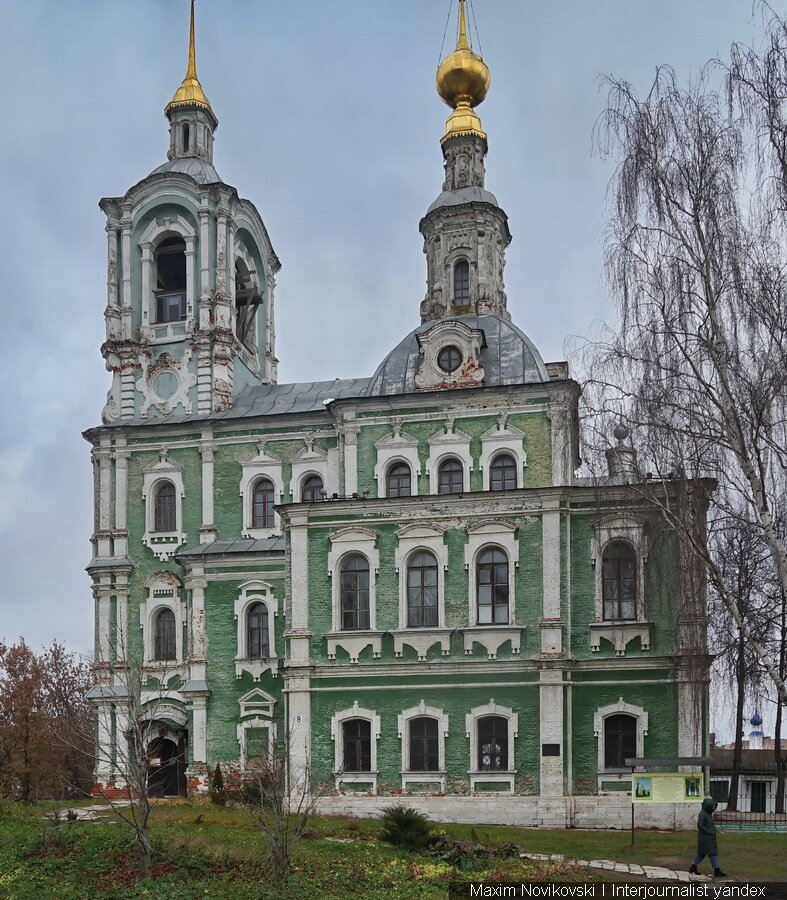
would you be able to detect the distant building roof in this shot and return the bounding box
[710,748,785,774]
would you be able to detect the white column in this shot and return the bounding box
[114,446,129,557]
[94,701,114,783]
[96,583,112,664]
[343,423,359,495]
[539,669,565,796]
[549,399,570,487]
[187,572,208,663]
[139,242,153,336]
[286,671,312,801]
[185,235,196,325]
[199,431,217,543]
[190,696,209,769]
[94,443,113,556]
[541,500,563,655]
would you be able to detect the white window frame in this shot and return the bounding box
[594,698,648,778]
[398,701,449,791]
[426,423,473,494]
[234,580,278,681]
[240,442,284,538]
[331,701,381,791]
[138,215,196,342]
[237,717,277,770]
[139,572,185,666]
[141,451,187,560]
[374,424,421,497]
[326,527,382,662]
[479,418,527,490]
[290,438,335,500]
[466,700,518,793]
[238,687,276,719]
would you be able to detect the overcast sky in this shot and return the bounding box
[0,0,774,734]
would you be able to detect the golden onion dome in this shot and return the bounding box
[166,0,215,122]
[436,0,490,142]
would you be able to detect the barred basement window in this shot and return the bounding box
[476,547,509,624]
[490,453,517,491]
[251,478,275,529]
[301,475,323,502]
[602,542,637,620]
[342,719,372,772]
[406,551,438,627]
[409,716,439,771]
[154,608,176,661]
[247,602,269,659]
[478,715,508,771]
[340,554,370,631]
[453,259,470,304]
[437,457,463,494]
[386,462,411,498]
[153,481,176,532]
[604,714,636,768]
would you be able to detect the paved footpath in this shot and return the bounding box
[523,853,723,882]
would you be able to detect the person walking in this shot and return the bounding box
[689,797,726,877]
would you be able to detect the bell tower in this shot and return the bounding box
[99,0,280,423]
[419,0,511,324]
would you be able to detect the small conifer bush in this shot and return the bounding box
[378,804,433,850]
[210,763,226,806]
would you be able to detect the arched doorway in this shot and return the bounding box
[147,731,187,797]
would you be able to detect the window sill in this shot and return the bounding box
[467,771,517,793]
[400,772,446,792]
[334,772,379,792]
[390,628,452,661]
[589,621,652,656]
[325,631,383,664]
[460,625,524,658]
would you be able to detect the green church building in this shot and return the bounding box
[85,2,710,827]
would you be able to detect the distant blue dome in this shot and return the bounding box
[751,713,763,727]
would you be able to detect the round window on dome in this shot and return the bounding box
[437,346,463,374]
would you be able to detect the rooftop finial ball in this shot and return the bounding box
[613,424,630,442]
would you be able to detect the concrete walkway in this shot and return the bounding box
[523,852,721,882]
[45,801,131,822]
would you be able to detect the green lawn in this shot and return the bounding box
[0,801,783,898]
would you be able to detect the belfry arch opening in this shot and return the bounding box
[235,258,261,350]
[155,236,187,323]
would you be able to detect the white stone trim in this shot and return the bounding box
[394,523,449,629]
[325,631,382,664]
[141,450,187,560]
[289,438,334,500]
[593,697,648,775]
[425,422,473,494]
[330,701,381,791]
[139,572,185,664]
[465,700,518,793]
[138,214,197,340]
[591,514,649,623]
[374,424,421,497]
[479,416,527,490]
[240,442,284,538]
[463,519,520,631]
[398,701,449,790]
[414,320,486,391]
[237,717,277,769]
[234,580,279,680]
[238,687,276,719]
[327,527,380,633]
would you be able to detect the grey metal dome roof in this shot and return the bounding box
[426,186,500,215]
[150,156,222,184]
[365,314,549,397]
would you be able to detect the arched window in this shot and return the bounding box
[602,542,637,621]
[490,453,517,491]
[247,602,269,659]
[183,123,190,153]
[437,457,463,494]
[251,478,275,529]
[235,258,261,349]
[453,259,470,305]
[155,236,187,323]
[154,608,176,661]
[342,719,372,772]
[476,547,509,624]
[301,475,323,502]
[604,714,637,768]
[340,554,370,631]
[386,462,411,498]
[409,716,439,771]
[478,715,508,771]
[154,481,176,532]
[407,551,438,628]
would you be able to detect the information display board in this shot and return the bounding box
[631,773,704,803]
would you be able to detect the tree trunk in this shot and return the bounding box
[728,628,747,812]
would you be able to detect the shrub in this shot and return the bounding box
[209,764,226,806]
[378,804,433,850]
[428,834,524,872]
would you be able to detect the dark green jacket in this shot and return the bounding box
[697,797,718,856]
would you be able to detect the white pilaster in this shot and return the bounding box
[199,429,217,542]
[539,669,565,796]
[541,500,563,654]
[343,422,359,495]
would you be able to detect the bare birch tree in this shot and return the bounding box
[586,10,787,702]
